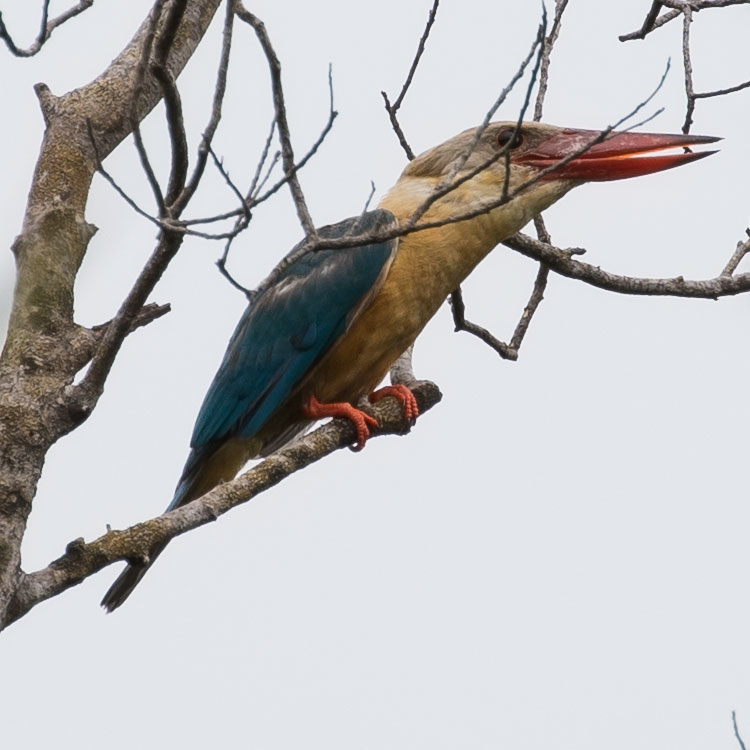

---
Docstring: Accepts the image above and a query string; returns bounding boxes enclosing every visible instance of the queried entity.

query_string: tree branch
[174,0,235,213]
[504,232,750,299]
[0,0,222,619]
[450,0,567,363]
[734,711,748,750]
[0,0,95,57]
[534,0,569,121]
[234,3,321,239]
[3,380,441,628]
[449,288,518,361]
[620,0,750,41]
[381,0,440,161]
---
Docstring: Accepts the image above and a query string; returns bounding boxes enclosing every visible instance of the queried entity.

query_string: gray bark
[0,0,223,627]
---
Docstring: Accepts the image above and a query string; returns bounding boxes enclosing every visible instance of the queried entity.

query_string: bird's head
[390,121,719,231]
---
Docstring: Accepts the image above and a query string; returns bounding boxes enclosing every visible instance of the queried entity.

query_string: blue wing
[102,211,398,610]
[190,208,398,450]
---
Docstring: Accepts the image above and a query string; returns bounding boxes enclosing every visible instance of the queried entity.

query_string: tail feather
[100,540,169,612]
[101,438,255,612]
[100,468,196,612]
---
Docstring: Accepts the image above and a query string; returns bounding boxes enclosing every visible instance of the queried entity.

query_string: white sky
[2,1,750,748]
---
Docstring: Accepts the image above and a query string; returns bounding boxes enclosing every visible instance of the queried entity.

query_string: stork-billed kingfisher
[102,121,718,610]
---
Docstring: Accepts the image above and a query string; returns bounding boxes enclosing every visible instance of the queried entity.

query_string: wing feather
[190,209,398,449]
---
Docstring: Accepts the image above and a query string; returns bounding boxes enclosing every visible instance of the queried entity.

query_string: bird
[102,120,719,610]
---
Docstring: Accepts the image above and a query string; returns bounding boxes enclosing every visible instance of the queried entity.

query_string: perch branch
[3,380,442,629]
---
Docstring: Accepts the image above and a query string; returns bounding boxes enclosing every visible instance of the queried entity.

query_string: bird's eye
[495,128,524,150]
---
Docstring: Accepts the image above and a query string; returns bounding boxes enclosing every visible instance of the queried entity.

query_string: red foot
[302,394,379,452]
[369,384,419,425]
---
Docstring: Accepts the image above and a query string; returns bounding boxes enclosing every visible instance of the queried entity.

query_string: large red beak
[516,128,720,181]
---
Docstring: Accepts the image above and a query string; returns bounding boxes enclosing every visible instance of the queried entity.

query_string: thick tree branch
[0,0,222,619]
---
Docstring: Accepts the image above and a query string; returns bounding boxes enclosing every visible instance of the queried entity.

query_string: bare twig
[250,66,337,207]
[121,2,171,217]
[381,0,440,160]
[451,2,566,360]
[76,2,200,407]
[393,0,439,112]
[214,144,256,297]
[72,230,185,415]
[534,0,569,121]
[93,107,336,244]
[214,119,275,294]
[225,79,674,298]
[414,59,669,235]
[449,224,557,362]
[401,15,670,244]
[88,120,170,229]
[362,181,377,214]
[211,64,336,292]
[454,13,547,197]
[504,231,750,299]
[235,3,323,238]
[620,0,664,41]
[722,232,750,276]
[209,147,251,227]
[212,82,669,270]
[247,120,278,199]
[680,5,696,133]
[90,139,243,242]
[175,0,234,213]
[659,0,748,9]
[620,0,750,42]
[694,79,750,99]
[153,63,189,209]
[509,263,550,351]
[90,302,172,337]
[505,215,554,354]
[734,711,748,750]
[216,247,252,295]
[0,0,94,57]
[147,0,190,210]
[131,122,167,214]
[132,0,170,113]
[449,288,518,360]
[621,0,748,186]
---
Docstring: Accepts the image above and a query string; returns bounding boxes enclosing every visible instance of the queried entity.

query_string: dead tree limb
[0,0,223,626]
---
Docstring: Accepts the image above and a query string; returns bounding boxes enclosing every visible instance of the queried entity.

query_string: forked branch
[0,0,95,57]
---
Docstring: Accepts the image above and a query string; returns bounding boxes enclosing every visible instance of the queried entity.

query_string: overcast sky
[2,1,750,748]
